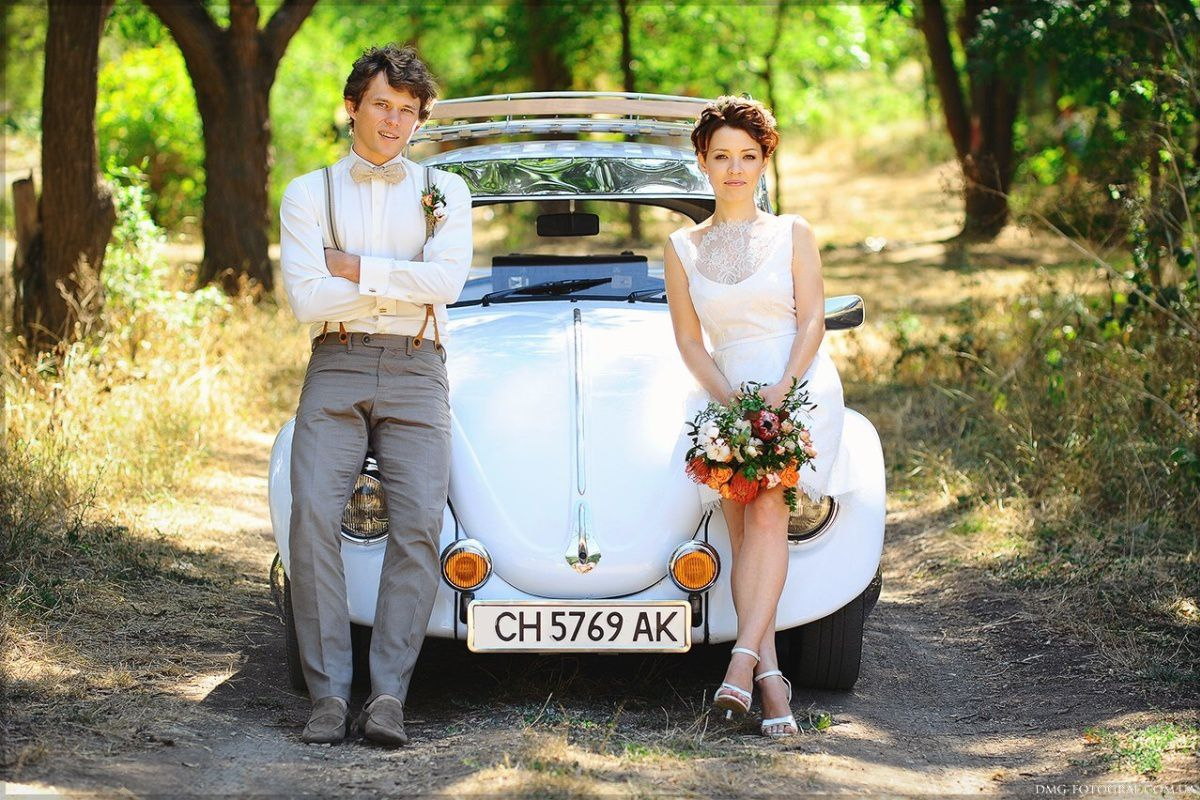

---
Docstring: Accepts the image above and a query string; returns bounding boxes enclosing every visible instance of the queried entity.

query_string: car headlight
[668,540,720,592]
[788,495,838,543]
[340,461,389,544]
[440,539,492,591]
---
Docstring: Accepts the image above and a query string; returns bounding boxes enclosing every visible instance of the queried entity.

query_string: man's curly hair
[343,44,439,126]
[690,95,780,158]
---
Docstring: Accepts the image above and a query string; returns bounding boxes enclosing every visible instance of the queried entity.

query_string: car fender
[703,409,886,641]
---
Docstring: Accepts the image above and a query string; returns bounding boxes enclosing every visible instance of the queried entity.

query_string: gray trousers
[289,332,451,703]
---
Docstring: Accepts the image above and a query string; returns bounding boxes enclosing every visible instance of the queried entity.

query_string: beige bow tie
[349,161,407,184]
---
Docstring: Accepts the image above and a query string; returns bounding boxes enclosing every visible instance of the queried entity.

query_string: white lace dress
[669,214,847,501]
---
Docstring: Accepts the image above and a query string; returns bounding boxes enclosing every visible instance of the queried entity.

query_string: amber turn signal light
[439,539,492,591]
[668,541,720,592]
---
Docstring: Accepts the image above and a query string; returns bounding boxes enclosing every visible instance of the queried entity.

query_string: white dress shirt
[279,149,473,342]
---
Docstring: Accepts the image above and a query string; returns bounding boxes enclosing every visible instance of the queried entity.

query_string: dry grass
[835,256,1200,683]
[2,232,308,769]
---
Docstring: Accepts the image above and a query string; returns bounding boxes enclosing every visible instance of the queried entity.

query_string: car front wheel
[777,582,871,691]
[282,576,307,692]
[282,575,372,692]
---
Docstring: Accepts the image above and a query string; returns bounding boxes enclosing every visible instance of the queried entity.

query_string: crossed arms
[279,172,473,324]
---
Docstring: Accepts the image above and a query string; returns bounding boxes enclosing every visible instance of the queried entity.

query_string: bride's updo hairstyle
[690,95,780,159]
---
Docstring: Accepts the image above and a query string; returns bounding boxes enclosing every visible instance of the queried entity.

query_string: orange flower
[726,471,761,503]
[685,457,711,485]
[705,466,734,490]
[779,462,800,489]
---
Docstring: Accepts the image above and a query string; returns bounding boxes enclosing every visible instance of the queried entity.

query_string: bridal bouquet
[684,379,817,512]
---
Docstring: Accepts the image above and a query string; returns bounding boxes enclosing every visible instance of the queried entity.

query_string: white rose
[705,444,721,460]
[744,445,759,458]
[717,444,733,462]
[784,440,796,452]
[780,420,794,434]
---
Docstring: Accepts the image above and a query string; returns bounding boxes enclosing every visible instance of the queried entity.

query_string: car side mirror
[537,213,600,237]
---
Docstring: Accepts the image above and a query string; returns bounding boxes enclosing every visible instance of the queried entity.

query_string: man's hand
[324,248,361,283]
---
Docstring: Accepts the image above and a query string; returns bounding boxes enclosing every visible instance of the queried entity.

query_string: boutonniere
[421,184,447,237]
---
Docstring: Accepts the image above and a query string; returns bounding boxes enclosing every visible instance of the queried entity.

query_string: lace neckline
[691,215,784,285]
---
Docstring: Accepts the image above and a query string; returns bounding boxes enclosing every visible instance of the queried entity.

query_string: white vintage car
[269,93,885,693]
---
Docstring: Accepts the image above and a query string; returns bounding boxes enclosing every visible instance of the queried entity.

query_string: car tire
[350,623,372,690]
[777,586,867,691]
[283,575,373,692]
[282,576,307,692]
[863,568,883,617]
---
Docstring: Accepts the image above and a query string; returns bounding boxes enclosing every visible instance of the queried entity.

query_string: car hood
[445,303,705,598]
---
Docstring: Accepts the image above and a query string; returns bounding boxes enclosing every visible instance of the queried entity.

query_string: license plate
[467,600,691,653]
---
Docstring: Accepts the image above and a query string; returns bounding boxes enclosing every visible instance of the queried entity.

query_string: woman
[664,96,845,738]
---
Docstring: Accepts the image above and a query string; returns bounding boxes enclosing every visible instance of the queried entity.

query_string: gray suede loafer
[301,696,349,744]
[358,694,409,746]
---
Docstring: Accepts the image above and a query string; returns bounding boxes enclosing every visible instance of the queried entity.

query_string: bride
[664,96,845,738]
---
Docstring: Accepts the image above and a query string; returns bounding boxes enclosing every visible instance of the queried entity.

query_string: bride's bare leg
[755,620,795,735]
[718,488,789,716]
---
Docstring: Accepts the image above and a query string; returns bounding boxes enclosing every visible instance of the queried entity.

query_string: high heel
[713,647,759,718]
[754,669,798,738]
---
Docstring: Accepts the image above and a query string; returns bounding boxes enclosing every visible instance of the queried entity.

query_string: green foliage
[1085,722,1200,775]
[893,273,1199,521]
[985,1,1200,289]
[97,42,204,232]
[883,265,1199,675]
[83,1,937,236]
[102,163,230,360]
[3,2,46,134]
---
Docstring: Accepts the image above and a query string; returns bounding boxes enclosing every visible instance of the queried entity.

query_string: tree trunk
[192,60,274,294]
[9,177,37,333]
[960,151,1013,240]
[918,0,1019,242]
[762,0,788,214]
[14,0,116,351]
[617,0,642,241]
[146,0,315,296]
[524,0,573,221]
[526,0,571,92]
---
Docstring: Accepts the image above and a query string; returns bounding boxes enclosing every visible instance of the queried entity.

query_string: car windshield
[456,199,700,305]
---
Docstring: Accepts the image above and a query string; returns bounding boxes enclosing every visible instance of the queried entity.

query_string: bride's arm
[764,217,825,408]
[664,239,736,405]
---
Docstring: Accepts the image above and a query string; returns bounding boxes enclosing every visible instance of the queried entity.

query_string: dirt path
[7,429,1195,798]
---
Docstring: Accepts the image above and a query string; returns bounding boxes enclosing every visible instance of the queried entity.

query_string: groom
[278,44,472,745]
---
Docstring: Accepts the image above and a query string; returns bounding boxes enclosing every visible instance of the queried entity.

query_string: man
[278,44,472,746]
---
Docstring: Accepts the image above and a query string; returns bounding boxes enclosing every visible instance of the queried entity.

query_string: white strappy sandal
[754,669,798,738]
[713,647,759,718]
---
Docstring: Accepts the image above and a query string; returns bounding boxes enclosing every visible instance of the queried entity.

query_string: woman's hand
[760,381,790,410]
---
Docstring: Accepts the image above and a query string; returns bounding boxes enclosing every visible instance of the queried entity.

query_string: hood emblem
[566,501,600,573]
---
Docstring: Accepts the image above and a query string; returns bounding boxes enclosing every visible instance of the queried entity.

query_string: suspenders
[318,164,442,356]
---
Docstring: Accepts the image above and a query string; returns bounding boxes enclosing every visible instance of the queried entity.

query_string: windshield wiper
[480,277,612,306]
[626,286,666,303]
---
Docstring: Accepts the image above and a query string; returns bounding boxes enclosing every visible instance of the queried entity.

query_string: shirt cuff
[358,255,392,298]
